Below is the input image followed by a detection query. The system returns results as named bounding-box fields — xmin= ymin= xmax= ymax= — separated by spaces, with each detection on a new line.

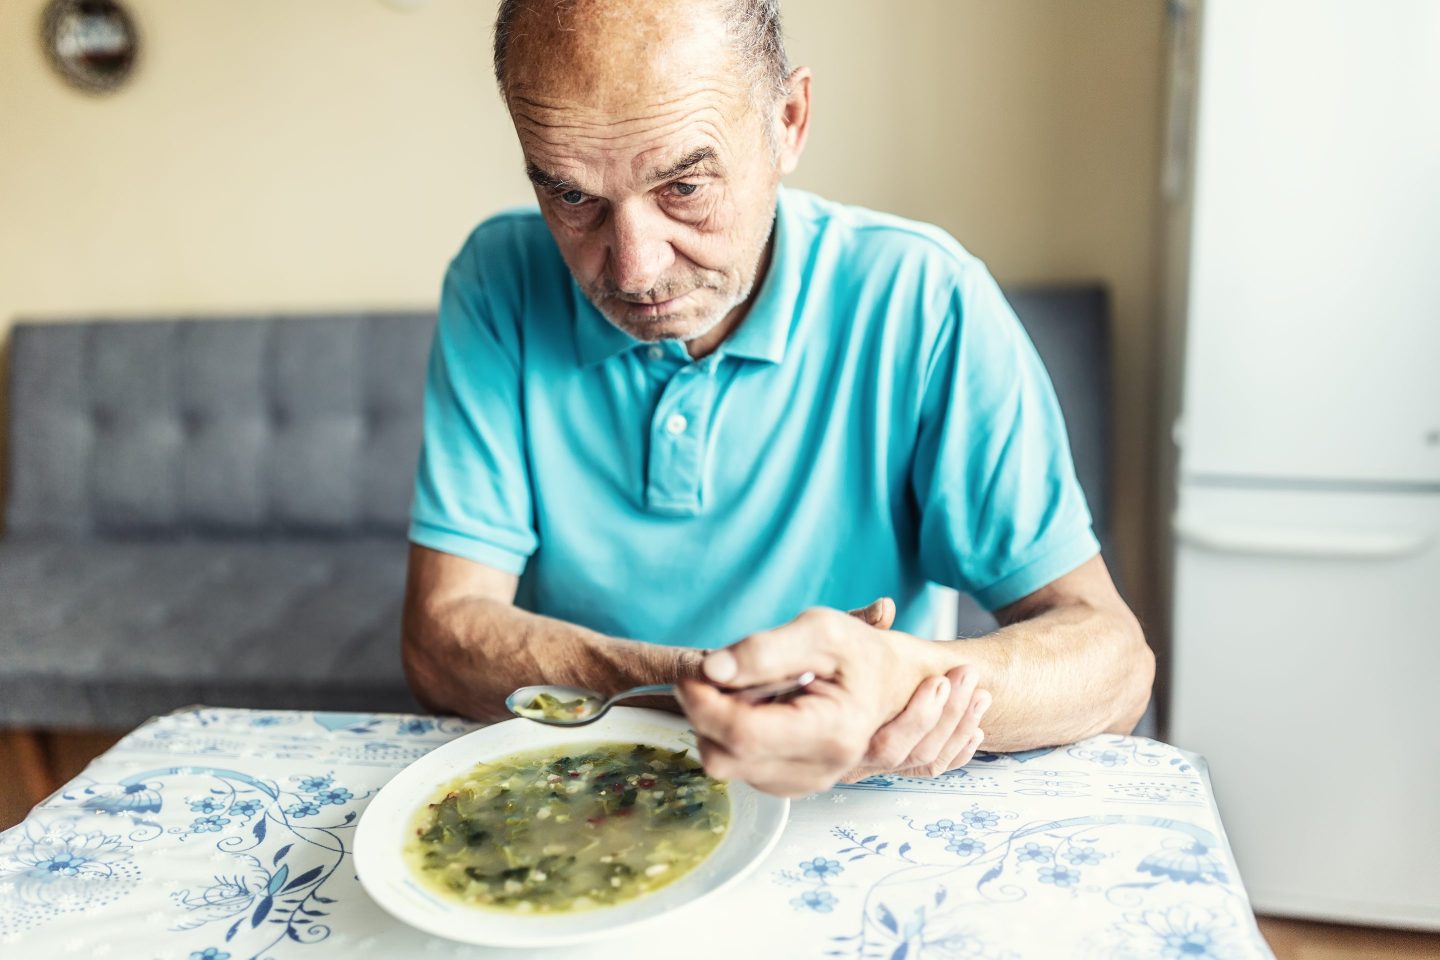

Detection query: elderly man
xmin=402 ymin=0 xmax=1153 ymax=796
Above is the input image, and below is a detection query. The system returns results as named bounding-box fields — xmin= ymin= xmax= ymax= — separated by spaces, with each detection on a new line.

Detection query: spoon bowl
xmin=504 ymin=684 xmax=607 ymax=724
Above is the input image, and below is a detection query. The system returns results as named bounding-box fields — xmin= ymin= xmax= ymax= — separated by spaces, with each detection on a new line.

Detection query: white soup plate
xmin=353 ymin=707 xmax=788 ymax=948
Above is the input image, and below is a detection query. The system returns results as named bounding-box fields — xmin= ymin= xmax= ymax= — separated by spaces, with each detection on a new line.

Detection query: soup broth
xmin=405 ymin=742 xmax=729 ymax=913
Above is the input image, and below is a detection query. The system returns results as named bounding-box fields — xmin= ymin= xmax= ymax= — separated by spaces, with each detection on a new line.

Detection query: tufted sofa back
xmin=5 ymin=290 xmax=1112 ymax=545
xmin=6 ymin=313 xmax=435 ymax=538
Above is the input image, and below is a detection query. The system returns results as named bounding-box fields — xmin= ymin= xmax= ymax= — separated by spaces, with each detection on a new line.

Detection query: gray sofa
xmin=0 ymin=288 xmax=1125 ymax=731
xmin=1 ymin=315 xmax=434 ymax=727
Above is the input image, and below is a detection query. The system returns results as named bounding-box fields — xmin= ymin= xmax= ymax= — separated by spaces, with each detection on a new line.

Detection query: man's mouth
xmin=615 ymin=290 xmax=696 ymax=317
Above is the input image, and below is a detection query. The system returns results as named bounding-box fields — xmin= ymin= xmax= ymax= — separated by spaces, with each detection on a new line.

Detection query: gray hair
xmin=492 ymin=0 xmax=791 ymax=102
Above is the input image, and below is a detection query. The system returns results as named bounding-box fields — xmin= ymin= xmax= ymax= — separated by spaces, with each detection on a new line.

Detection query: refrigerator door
xmin=1170 ymin=484 xmax=1440 ymax=928
xmin=1180 ymin=0 xmax=1440 ymax=484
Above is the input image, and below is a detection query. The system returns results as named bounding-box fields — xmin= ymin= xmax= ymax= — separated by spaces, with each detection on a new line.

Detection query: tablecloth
xmin=0 ymin=707 xmax=1273 ymax=959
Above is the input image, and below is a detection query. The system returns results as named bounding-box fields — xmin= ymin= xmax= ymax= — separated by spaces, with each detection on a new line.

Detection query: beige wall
xmin=0 ymin=0 xmax=1166 ymax=623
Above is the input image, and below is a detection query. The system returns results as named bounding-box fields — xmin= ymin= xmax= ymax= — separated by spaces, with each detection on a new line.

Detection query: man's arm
xmin=938 ymin=554 xmax=1152 ymax=749
xmin=402 ymin=545 xmax=704 ymax=721
xmin=678 ymin=554 xmax=1153 ymax=795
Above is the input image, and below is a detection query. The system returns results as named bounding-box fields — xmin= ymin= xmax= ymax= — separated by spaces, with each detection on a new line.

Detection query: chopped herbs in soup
xmin=405 ymin=742 xmax=729 ymax=913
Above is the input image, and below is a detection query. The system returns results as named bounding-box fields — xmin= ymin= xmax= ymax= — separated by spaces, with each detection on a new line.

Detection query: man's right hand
xmin=842 ymin=598 xmax=991 ymax=782
xmin=679 ymin=604 xmax=988 ymax=795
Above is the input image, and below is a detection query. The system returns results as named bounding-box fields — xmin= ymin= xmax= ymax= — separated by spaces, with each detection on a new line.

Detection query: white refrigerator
xmin=1167 ymin=0 xmax=1440 ymax=929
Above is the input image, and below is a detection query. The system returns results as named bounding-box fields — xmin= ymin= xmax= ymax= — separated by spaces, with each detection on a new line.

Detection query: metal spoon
xmin=505 ymin=672 xmax=817 ymax=727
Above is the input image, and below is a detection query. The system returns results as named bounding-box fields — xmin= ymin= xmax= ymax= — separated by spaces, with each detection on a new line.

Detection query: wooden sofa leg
xmin=5 ymin=729 xmax=56 ymax=806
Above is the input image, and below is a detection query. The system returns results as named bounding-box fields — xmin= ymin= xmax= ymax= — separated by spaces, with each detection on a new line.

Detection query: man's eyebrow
xmin=526 ymin=162 xmax=576 ymax=191
xmin=526 ymin=149 xmax=720 ymax=192
xmin=646 ymin=147 xmax=721 ymax=184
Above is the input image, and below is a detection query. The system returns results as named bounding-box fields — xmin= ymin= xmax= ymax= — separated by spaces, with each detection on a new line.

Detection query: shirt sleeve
xmin=408 ymin=234 xmax=538 ymax=574
xmin=911 ymin=264 xmax=1099 ymax=610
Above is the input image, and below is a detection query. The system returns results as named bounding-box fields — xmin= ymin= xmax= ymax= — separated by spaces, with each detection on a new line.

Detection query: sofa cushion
xmin=0 ymin=538 xmax=418 ymax=728
xmin=6 ymin=313 xmax=434 ymax=537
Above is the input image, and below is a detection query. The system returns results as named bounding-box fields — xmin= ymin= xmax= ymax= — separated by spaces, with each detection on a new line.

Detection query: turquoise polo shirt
xmin=409 ymin=188 xmax=1097 ymax=648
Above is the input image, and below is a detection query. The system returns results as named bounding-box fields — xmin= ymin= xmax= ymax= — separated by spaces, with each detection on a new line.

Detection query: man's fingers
xmin=900 ymin=666 xmax=979 ymax=772
xmin=846 ymin=599 xmax=881 ymax=625
xmin=944 ymin=729 xmax=986 ymax=772
xmin=926 ymin=688 xmax=992 ymax=776
xmin=701 ymin=611 xmax=845 ymax=687
xmin=698 ymin=726 xmax=850 ymax=798
xmin=679 ymin=676 xmax=861 ymax=770
xmin=677 ymin=677 xmax=755 ymax=746
xmin=863 ymin=675 xmax=949 ymax=770
xmin=846 ymin=597 xmax=896 ymax=631
xmin=695 ymin=733 xmax=740 ymax=780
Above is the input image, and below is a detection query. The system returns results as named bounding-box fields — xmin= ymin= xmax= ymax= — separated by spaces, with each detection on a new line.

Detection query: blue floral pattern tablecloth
xmin=0 ymin=708 xmax=1273 ymax=959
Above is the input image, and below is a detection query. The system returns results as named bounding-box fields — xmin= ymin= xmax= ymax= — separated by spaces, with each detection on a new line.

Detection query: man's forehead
xmin=509 ymin=77 xmax=742 ymax=129
xmin=503 ymin=0 xmax=758 ymax=191
xmin=502 ymin=0 xmax=742 ymax=111
xmin=512 ymin=79 xmax=747 ymax=186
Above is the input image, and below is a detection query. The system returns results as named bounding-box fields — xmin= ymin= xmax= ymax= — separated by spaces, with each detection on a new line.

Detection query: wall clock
xmin=42 ymin=0 xmax=139 ymax=95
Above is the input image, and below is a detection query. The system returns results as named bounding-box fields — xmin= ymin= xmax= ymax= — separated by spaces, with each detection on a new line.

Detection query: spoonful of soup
xmin=506 ymin=673 xmax=817 ymax=727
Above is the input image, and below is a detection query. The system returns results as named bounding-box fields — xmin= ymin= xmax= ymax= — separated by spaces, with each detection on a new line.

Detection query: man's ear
xmin=775 ymin=66 xmax=812 ymax=177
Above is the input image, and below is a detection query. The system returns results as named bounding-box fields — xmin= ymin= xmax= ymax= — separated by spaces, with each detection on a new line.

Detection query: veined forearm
xmin=929 ymin=602 xmax=1153 ymax=752
xmin=402 ymin=597 xmax=702 ymax=722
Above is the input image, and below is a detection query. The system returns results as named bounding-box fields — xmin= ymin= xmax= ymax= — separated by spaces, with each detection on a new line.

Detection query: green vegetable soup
xmin=405 ymin=742 xmax=729 ymax=913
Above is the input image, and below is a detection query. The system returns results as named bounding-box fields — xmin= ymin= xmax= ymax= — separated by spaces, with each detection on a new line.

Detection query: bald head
xmin=493 ymin=0 xmax=789 ymax=105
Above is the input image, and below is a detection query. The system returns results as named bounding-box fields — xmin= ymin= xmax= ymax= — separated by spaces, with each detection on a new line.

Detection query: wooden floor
xmin=1258 ymin=917 xmax=1440 ymax=959
xmin=2 ymin=732 xmax=1438 ymax=958
xmin=0 ymin=728 xmax=125 ymax=830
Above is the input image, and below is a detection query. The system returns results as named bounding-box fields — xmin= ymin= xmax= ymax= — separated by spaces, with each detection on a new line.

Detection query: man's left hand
xmin=841 ymin=599 xmax=990 ymax=782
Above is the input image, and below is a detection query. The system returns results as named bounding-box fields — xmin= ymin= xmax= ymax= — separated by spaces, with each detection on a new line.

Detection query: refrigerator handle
xmin=1172 ymin=514 xmax=1433 ymax=560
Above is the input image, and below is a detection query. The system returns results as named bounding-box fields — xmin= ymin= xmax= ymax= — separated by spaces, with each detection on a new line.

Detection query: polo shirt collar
xmin=574 ymin=186 xmax=801 ymax=368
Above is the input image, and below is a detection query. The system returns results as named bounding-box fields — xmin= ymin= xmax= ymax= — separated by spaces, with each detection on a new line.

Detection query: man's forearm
xmin=402 ymin=596 xmax=703 ymax=722
xmin=926 ymin=601 xmax=1153 ymax=752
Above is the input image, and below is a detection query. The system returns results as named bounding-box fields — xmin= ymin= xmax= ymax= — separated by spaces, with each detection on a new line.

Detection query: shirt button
xmin=665 ymin=413 xmax=688 ymax=436
xmin=647 ymin=345 xmax=665 ymax=361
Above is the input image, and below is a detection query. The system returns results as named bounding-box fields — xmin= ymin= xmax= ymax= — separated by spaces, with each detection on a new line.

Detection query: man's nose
xmin=607 ymin=202 xmax=675 ymax=296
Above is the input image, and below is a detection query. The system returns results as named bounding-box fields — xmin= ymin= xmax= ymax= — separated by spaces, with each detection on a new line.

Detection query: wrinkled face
xmin=504 ymin=2 xmax=802 ymax=347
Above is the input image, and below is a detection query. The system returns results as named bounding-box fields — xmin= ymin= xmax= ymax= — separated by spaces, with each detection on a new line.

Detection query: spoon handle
xmin=606 ymin=672 xmax=816 ymax=710
xmin=733 ymin=671 xmax=816 ymax=703
xmin=605 ymin=683 xmax=677 ymax=706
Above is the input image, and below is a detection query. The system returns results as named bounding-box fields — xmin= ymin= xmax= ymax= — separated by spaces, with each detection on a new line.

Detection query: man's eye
xmin=671 ymin=182 xmax=699 ymax=197
xmin=559 ymin=190 xmax=586 ymax=205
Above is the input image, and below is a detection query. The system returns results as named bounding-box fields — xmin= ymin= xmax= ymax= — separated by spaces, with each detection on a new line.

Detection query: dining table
xmin=0 ymin=706 xmax=1274 ymax=959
